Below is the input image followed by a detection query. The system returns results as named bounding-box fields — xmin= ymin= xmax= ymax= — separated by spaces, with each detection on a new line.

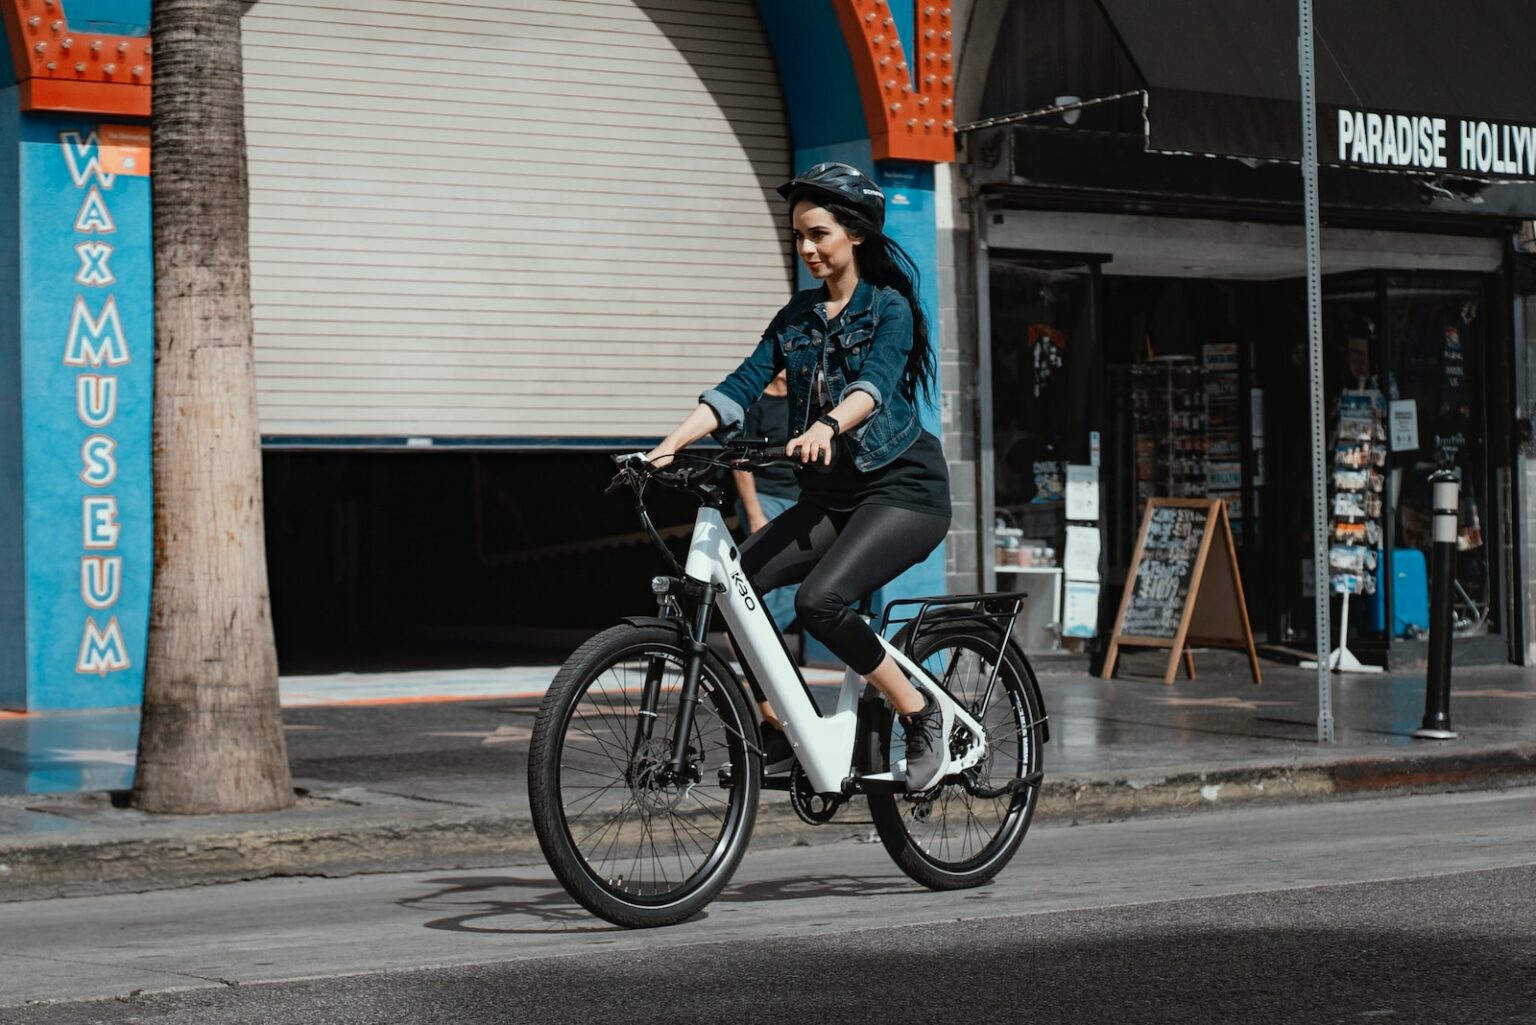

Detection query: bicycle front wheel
xmin=527 ymin=623 xmax=759 ymax=928
xmin=869 ymin=621 xmax=1044 ymax=890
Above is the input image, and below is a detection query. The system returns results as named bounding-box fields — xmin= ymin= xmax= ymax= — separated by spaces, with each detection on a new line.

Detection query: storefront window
xmin=990 ymin=263 xmax=1096 ymax=565
xmin=1384 ymin=276 xmax=1494 ymax=635
xmin=1300 ymin=274 xmax=1496 ymax=647
xmin=989 ymin=261 xmax=1503 ymax=658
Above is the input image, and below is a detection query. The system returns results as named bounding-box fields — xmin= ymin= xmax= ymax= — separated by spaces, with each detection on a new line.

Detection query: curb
xmin=0 ymin=812 xmax=542 ymax=903
xmin=3 ymin=745 xmax=1533 ymax=902
xmin=1038 ymin=744 xmax=1536 ymax=823
xmin=0 ymin=803 xmax=824 ymax=903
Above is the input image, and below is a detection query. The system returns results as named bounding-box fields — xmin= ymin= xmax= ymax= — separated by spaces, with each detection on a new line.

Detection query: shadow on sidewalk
xmin=399 ymin=872 xmax=916 ymax=934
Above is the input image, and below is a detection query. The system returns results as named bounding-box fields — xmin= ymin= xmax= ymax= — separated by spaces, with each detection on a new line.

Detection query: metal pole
xmin=1298 ymin=0 xmax=1334 ymax=742
xmin=975 ymin=198 xmax=997 ymax=595
xmin=1415 ymin=469 xmax=1460 ymax=739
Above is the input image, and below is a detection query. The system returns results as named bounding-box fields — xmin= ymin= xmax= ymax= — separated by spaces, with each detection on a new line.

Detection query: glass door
xmin=1383 ymin=275 xmax=1496 ymax=638
xmin=986 ymin=254 xmax=1103 ymax=650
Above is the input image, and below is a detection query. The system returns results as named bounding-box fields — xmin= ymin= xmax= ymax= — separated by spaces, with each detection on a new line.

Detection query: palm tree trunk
xmin=133 ymin=0 xmax=294 ymax=813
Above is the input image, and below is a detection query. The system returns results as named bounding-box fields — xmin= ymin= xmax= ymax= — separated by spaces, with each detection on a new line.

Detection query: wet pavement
xmin=4 ymin=649 xmax=1534 ymax=797
xmin=1046 ymin=649 xmax=1536 ymax=775
xmin=0 ymin=663 xmax=573 ymax=796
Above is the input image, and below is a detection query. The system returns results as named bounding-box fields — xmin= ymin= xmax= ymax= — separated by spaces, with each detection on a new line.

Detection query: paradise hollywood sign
xmin=1332 ymin=108 xmax=1536 ymax=179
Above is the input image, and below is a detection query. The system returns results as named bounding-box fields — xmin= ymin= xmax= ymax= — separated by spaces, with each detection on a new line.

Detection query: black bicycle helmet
xmin=777 ymin=162 xmax=885 ymax=230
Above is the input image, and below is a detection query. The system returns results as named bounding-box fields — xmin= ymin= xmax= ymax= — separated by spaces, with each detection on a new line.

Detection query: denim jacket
xmin=700 ymin=280 xmax=921 ymax=472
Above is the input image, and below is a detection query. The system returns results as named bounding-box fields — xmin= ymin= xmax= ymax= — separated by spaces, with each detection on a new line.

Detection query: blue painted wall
xmin=63 ymin=0 xmax=151 ymax=36
xmin=757 ymin=0 xmax=868 ymax=152
xmin=887 ymin=1 xmax=916 ymax=58
xmin=15 ymin=116 xmax=153 ymax=710
xmin=0 ymin=94 xmax=23 ymax=708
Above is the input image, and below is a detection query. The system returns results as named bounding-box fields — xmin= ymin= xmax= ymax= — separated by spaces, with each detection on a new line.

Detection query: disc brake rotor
xmin=629 ymin=740 xmax=700 ymax=815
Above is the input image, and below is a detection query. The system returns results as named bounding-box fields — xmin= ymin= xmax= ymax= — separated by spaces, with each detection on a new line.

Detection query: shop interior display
xmin=1128 ymin=350 xmax=1253 ymax=544
xmin=993 ymin=514 xmax=1058 ymax=568
xmin=1202 ymin=344 xmax=1246 ymax=529
xmin=1131 ymin=358 xmax=1205 ymax=502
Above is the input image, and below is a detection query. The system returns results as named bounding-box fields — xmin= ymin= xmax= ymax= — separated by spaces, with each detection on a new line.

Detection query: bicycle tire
xmin=868 ymin=622 xmax=1044 ymax=890
xmin=528 ymin=623 xmax=760 ymax=928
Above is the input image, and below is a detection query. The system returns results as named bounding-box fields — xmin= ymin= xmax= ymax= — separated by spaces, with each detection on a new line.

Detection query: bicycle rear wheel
xmin=869 ymin=621 xmax=1044 ymax=890
xmin=528 ymin=623 xmax=759 ymax=928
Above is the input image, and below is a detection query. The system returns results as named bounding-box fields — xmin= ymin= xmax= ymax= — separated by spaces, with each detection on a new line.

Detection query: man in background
xmin=733 ymin=370 xmax=800 ymax=631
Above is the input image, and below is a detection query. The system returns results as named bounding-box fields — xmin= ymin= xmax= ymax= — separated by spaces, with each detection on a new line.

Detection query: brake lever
xmin=606 ymin=452 xmax=654 ymax=494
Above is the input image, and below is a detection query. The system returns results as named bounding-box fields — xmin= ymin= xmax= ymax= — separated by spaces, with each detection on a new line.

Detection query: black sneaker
xmin=760 ymin=722 xmax=795 ymax=774
xmin=900 ymin=693 xmax=949 ymax=791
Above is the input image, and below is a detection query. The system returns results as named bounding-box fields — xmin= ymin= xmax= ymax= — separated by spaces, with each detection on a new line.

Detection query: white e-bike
xmin=528 ymin=442 xmax=1049 ymax=928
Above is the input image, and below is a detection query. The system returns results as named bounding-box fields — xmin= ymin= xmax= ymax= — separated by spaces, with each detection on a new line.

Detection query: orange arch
xmin=833 ymin=0 xmax=955 ymax=162
xmin=3 ymin=1 xmax=949 ymax=153
xmin=1 ymin=0 xmax=152 ymax=116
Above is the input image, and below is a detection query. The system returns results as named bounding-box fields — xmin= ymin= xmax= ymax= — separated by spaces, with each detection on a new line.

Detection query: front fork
xmin=668 ymin=585 xmax=716 ymax=778
xmin=630 ymin=584 xmax=717 ymax=782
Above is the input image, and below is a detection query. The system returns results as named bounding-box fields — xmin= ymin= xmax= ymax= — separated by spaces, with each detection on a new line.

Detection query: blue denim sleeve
xmin=700 ymin=322 xmax=783 ymax=440
xmin=841 ymin=291 xmax=912 ymax=410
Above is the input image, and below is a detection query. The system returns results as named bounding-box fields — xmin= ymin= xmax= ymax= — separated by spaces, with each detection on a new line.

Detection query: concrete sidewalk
xmin=2 ymin=650 xmax=1534 ymax=901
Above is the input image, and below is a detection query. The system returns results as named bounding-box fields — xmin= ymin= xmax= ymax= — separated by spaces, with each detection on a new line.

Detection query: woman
xmin=643 ymin=162 xmax=953 ymax=790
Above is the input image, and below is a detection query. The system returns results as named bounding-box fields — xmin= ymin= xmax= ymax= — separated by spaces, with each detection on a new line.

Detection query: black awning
xmin=1098 ymin=0 xmax=1536 ymax=179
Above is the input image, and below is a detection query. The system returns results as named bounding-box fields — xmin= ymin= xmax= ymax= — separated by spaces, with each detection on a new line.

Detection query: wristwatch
xmin=817 ymin=414 xmax=842 ymax=436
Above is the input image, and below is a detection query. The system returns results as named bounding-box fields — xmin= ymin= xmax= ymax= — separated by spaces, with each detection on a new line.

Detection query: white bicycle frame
xmin=683 ymin=505 xmax=987 ymax=794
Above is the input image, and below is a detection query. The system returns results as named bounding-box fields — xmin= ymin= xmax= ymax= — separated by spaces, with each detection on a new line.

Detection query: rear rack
xmin=874 ymin=589 xmax=1050 ymax=746
xmin=876 ymin=590 xmax=1029 ymax=659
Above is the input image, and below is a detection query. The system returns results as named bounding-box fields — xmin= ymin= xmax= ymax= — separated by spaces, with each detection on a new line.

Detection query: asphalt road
xmin=5 ymin=788 xmax=1534 ymax=1024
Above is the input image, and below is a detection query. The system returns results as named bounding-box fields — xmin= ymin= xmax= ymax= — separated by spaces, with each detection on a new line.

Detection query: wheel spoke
xmin=561 ymin=780 xmax=626 ymax=821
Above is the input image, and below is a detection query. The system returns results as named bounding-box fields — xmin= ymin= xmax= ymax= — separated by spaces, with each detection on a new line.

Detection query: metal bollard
xmin=1414 ymin=468 xmax=1459 ymax=740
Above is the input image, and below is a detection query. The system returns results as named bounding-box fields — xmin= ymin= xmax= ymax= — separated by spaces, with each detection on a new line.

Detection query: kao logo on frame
xmin=59 ymin=127 xmax=144 ymax=676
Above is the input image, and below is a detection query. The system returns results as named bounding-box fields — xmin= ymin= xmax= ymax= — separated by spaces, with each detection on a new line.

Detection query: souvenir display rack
xmin=1130 ymin=359 xmax=1207 ymax=506
xmin=1304 ymin=386 xmax=1387 ymax=674
xmin=1202 ymin=344 xmax=1245 ymax=538
xmin=1128 ymin=353 xmax=1256 ymax=547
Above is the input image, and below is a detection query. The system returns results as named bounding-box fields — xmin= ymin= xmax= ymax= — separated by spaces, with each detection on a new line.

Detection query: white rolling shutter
xmin=240 ymin=0 xmax=792 ymax=439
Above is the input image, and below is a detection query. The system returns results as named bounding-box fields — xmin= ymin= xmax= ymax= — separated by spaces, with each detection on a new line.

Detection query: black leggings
xmin=738 ymin=501 xmax=950 ymax=680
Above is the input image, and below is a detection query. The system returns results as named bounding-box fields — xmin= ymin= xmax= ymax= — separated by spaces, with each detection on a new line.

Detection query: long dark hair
xmin=790 ymin=193 xmax=937 ymax=404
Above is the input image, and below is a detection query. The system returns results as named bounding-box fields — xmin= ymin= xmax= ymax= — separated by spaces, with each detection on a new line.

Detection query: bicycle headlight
xmin=650 ymin=576 xmax=672 ymax=595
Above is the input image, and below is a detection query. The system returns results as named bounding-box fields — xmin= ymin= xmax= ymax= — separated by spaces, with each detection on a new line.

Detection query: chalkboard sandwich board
xmin=1102 ymin=498 xmax=1261 ymax=685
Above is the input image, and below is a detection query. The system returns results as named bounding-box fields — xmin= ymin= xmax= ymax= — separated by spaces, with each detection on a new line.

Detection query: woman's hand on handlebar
xmin=642 ymin=447 xmax=676 ymax=469
xmin=786 ymin=420 xmax=836 ymax=466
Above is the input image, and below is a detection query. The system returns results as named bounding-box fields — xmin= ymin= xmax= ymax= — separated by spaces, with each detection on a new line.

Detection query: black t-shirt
xmin=798 ymin=428 xmax=951 ymax=517
xmin=791 ymin=304 xmax=948 ymax=517
xmin=740 ymin=393 xmax=800 ymax=499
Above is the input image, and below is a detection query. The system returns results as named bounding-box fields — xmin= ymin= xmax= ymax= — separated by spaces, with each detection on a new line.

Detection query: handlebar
xmin=720 ymin=437 xmax=801 ymax=470
xmin=605 ymin=439 xmax=797 ymax=495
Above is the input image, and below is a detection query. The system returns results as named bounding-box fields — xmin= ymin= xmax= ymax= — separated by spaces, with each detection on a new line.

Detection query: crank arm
xmin=963 ymin=769 xmax=1043 ymax=799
